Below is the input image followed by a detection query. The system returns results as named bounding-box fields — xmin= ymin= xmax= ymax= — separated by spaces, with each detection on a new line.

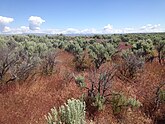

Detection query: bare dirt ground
xmin=0 ymin=51 xmax=165 ymax=124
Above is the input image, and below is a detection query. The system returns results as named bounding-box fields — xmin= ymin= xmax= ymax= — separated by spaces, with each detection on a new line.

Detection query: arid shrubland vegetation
xmin=0 ymin=33 xmax=165 ymax=124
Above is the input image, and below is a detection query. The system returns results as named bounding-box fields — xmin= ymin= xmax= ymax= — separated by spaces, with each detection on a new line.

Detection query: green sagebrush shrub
xmin=45 ymin=98 xmax=86 ymax=124
xmin=41 ymin=49 xmax=59 ymax=75
xmin=75 ymin=68 xmax=115 ymax=111
xmin=74 ymin=75 xmax=86 ymax=88
xmin=73 ymin=52 xmax=91 ymax=71
xmin=65 ymin=40 xmax=90 ymax=71
xmin=88 ymin=43 xmax=115 ymax=69
xmin=92 ymin=93 xmax=106 ymax=111
xmin=0 ymin=40 xmax=39 ymax=83
xmin=118 ymin=52 xmax=144 ymax=79
xmin=65 ymin=42 xmax=83 ymax=55
xmin=111 ymin=93 xmax=142 ymax=114
xmin=87 ymin=69 xmax=115 ymax=111
xmin=158 ymin=89 xmax=165 ymax=103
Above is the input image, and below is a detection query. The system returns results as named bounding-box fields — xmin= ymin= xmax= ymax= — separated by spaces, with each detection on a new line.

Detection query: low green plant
xmin=75 ymin=68 xmax=116 ymax=113
xmin=92 ymin=93 xmax=106 ymax=110
xmin=86 ymin=68 xmax=116 ymax=111
xmin=158 ymin=89 xmax=165 ymax=103
xmin=45 ymin=98 xmax=86 ymax=124
xmin=155 ymin=82 xmax=165 ymax=105
xmin=73 ymin=52 xmax=90 ymax=71
xmin=118 ymin=53 xmax=144 ymax=79
xmin=128 ymin=97 xmax=142 ymax=108
xmin=87 ymin=43 xmax=115 ymax=69
xmin=74 ymin=75 xmax=86 ymax=88
xmin=111 ymin=93 xmax=142 ymax=114
xmin=41 ymin=49 xmax=58 ymax=75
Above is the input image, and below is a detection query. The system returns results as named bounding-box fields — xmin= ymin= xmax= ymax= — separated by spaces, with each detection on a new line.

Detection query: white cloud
xmin=0 ymin=16 xmax=14 ymax=24
xmin=62 ymin=28 xmax=80 ymax=34
xmin=103 ymin=24 xmax=113 ymax=33
xmin=103 ymin=24 xmax=125 ymax=34
xmin=102 ymin=24 xmax=164 ymax=34
xmin=58 ymin=28 xmax=101 ymax=34
xmin=0 ymin=16 xmax=14 ymax=32
xmin=0 ymin=18 xmax=164 ymax=35
xmin=28 ymin=16 xmax=45 ymax=30
xmin=140 ymin=24 xmax=161 ymax=32
xmin=1 ymin=26 xmax=30 ymax=34
xmin=43 ymin=28 xmax=100 ymax=34
xmin=81 ymin=28 xmax=100 ymax=34
xmin=42 ymin=28 xmax=101 ymax=34
xmin=19 ymin=26 xmax=29 ymax=33
xmin=3 ymin=26 xmax=11 ymax=32
xmin=43 ymin=29 xmax=62 ymax=34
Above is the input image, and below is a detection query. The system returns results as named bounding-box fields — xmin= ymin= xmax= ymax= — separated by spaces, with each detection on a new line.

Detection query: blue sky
xmin=0 ymin=0 xmax=165 ymax=34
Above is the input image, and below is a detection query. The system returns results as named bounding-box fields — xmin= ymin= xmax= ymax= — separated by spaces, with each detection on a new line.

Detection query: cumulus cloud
xmin=62 ymin=28 xmax=80 ymax=34
xmin=140 ymin=24 xmax=161 ymax=32
xmin=0 ymin=16 xmax=14 ymax=32
xmin=3 ymin=26 xmax=11 ymax=32
xmin=0 ymin=17 xmax=164 ymax=34
xmin=102 ymin=24 xmax=164 ymax=34
xmin=103 ymin=24 xmax=113 ymax=33
xmin=0 ymin=16 xmax=14 ymax=24
xmin=42 ymin=28 xmax=101 ymax=34
xmin=58 ymin=28 xmax=100 ymax=34
xmin=81 ymin=28 xmax=100 ymax=34
xmin=28 ymin=16 xmax=45 ymax=30
xmin=103 ymin=24 xmax=125 ymax=34
xmin=20 ymin=26 xmax=29 ymax=33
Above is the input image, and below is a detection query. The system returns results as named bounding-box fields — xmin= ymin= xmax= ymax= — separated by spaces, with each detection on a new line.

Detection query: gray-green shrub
xmin=111 ymin=93 xmax=142 ymax=114
xmin=45 ymin=98 xmax=86 ymax=124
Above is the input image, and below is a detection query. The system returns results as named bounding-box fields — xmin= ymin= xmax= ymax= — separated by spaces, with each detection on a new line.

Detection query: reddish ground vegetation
xmin=117 ymin=42 xmax=133 ymax=51
xmin=0 ymin=51 xmax=165 ymax=124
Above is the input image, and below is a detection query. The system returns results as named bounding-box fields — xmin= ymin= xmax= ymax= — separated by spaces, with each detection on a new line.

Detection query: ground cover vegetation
xmin=0 ymin=33 xmax=165 ymax=124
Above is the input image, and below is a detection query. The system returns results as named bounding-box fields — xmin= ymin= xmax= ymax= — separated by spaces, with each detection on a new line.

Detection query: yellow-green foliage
xmin=158 ymin=89 xmax=165 ymax=103
xmin=92 ymin=93 xmax=105 ymax=110
xmin=45 ymin=98 xmax=86 ymax=124
xmin=75 ymin=75 xmax=86 ymax=88
xmin=111 ymin=93 xmax=142 ymax=114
